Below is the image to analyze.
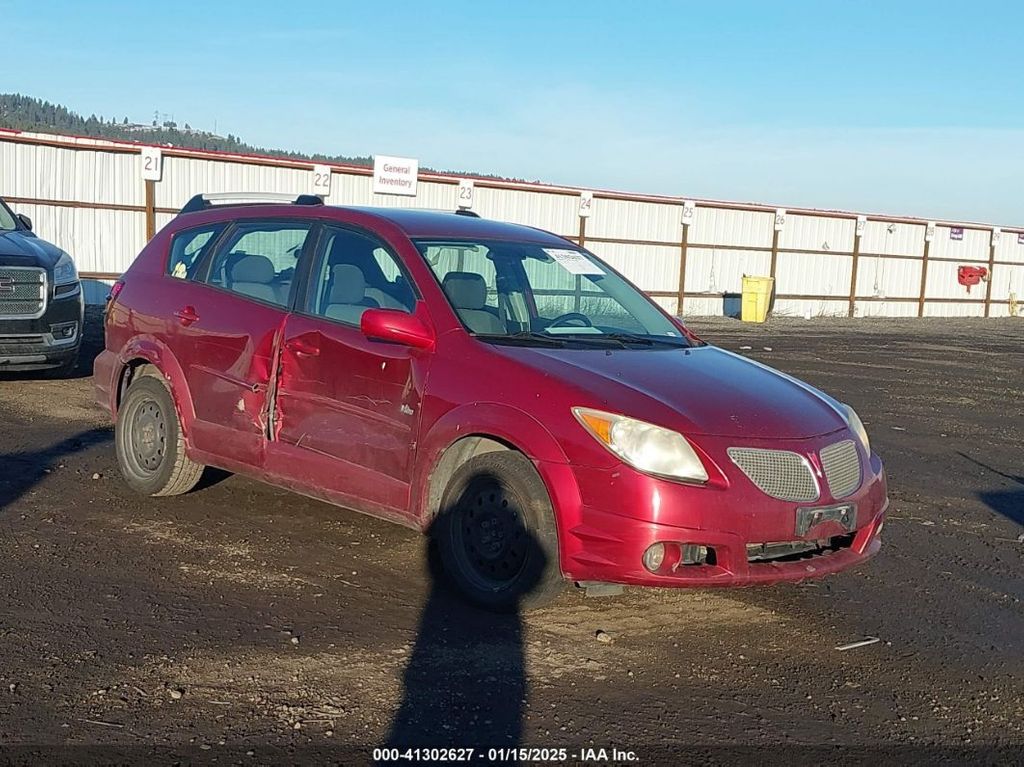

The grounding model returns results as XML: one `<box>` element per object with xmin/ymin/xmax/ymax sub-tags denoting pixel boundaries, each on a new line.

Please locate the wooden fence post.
<box><xmin>676</xmin><ymin>222</ymin><xmax>690</xmax><ymax>317</ymax></box>
<box><xmin>847</xmin><ymin>221</ymin><xmax>861</xmax><ymax>317</ymax></box>
<box><xmin>144</xmin><ymin>179</ymin><xmax>156</xmax><ymax>241</ymax></box>
<box><xmin>917</xmin><ymin>236</ymin><xmax>930</xmax><ymax>318</ymax></box>
<box><xmin>984</xmin><ymin>230</ymin><xmax>997</xmax><ymax>317</ymax></box>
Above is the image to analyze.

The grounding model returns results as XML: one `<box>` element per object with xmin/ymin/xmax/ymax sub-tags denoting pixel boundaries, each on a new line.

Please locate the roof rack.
<box><xmin>178</xmin><ymin>192</ymin><xmax>324</xmax><ymax>215</ymax></box>
<box><xmin>454</xmin><ymin>209</ymin><xmax>480</xmax><ymax>218</ymax></box>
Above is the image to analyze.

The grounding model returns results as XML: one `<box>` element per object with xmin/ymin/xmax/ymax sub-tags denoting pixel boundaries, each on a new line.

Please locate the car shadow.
<box><xmin>0</xmin><ymin>427</ymin><xmax>113</xmax><ymax>510</ymax></box>
<box><xmin>958</xmin><ymin>452</ymin><xmax>1024</xmax><ymax>527</ymax></box>
<box><xmin>383</xmin><ymin>506</ymin><xmax>543</xmax><ymax>756</ymax></box>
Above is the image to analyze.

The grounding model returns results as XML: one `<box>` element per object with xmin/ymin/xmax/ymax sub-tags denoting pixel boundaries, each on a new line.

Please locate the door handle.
<box><xmin>285</xmin><ymin>337</ymin><xmax>320</xmax><ymax>357</ymax></box>
<box><xmin>174</xmin><ymin>306</ymin><xmax>199</xmax><ymax>326</ymax></box>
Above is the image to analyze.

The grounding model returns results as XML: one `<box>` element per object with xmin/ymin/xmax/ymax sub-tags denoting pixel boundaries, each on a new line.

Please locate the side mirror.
<box><xmin>17</xmin><ymin>213</ymin><xmax>32</xmax><ymax>231</ymax></box>
<box><xmin>360</xmin><ymin>308</ymin><xmax>435</xmax><ymax>350</ymax></box>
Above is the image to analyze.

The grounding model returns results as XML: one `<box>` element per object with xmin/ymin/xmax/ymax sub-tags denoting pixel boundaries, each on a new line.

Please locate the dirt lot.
<box><xmin>1</xmin><ymin>309</ymin><xmax>1022</xmax><ymax>764</ymax></box>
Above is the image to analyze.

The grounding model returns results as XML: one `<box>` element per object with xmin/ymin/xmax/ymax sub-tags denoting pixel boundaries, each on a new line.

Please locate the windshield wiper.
<box><xmin>474</xmin><ymin>331</ymin><xmax>567</xmax><ymax>348</ymax></box>
<box><xmin>602</xmin><ymin>332</ymin><xmax>691</xmax><ymax>347</ymax></box>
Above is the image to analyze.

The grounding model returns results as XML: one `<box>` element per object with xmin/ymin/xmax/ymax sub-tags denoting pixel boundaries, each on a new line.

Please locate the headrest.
<box><xmin>230</xmin><ymin>254</ymin><xmax>275</xmax><ymax>284</ymax></box>
<box><xmin>329</xmin><ymin>264</ymin><xmax>367</xmax><ymax>304</ymax></box>
<box><xmin>442</xmin><ymin>271</ymin><xmax>487</xmax><ymax>310</ymax></box>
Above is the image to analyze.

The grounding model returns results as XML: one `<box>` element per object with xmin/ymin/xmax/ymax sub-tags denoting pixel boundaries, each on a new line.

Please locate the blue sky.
<box><xmin>4</xmin><ymin>1</ymin><xmax>1023</xmax><ymax>224</ymax></box>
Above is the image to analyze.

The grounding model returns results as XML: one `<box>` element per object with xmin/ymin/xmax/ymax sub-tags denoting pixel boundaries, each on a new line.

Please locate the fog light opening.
<box><xmin>50</xmin><ymin>322</ymin><xmax>78</xmax><ymax>340</ymax></box>
<box><xmin>680</xmin><ymin>544</ymin><xmax>709</xmax><ymax>566</ymax></box>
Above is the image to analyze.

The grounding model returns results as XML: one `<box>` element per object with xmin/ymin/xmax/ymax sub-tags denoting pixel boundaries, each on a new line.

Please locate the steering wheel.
<box><xmin>546</xmin><ymin>312</ymin><xmax>593</xmax><ymax>329</ymax></box>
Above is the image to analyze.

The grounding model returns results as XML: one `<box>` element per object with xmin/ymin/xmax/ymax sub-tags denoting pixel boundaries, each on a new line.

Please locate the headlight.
<box><xmin>841</xmin><ymin>403</ymin><xmax>870</xmax><ymax>454</ymax></box>
<box><xmin>572</xmin><ymin>407</ymin><xmax>709</xmax><ymax>483</ymax></box>
<box><xmin>53</xmin><ymin>252</ymin><xmax>78</xmax><ymax>286</ymax></box>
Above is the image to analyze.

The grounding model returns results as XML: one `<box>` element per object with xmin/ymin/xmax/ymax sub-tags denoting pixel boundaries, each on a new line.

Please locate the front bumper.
<box><xmin>542</xmin><ymin>433</ymin><xmax>888</xmax><ymax>588</ymax></box>
<box><xmin>0</xmin><ymin>285</ymin><xmax>84</xmax><ymax>370</ymax></box>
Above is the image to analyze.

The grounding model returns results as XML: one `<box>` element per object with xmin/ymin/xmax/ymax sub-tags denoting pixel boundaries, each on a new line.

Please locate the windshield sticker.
<box><xmin>543</xmin><ymin>248</ymin><xmax>605</xmax><ymax>276</ymax></box>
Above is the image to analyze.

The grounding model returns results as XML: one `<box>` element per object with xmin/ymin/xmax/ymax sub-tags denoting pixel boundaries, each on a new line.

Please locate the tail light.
<box><xmin>107</xmin><ymin>280</ymin><xmax>125</xmax><ymax>304</ymax></box>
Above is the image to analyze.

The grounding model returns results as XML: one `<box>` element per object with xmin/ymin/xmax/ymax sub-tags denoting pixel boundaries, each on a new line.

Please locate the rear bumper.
<box><xmin>0</xmin><ymin>289</ymin><xmax>84</xmax><ymax>370</ymax></box>
<box><xmin>542</xmin><ymin>440</ymin><xmax>889</xmax><ymax>589</ymax></box>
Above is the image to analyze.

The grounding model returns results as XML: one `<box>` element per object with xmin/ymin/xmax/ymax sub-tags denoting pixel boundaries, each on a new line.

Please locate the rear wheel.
<box><xmin>115</xmin><ymin>372</ymin><xmax>204</xmax><ymax>496</ymax></box>
<box><xmin>435</xmin><ymin>451</ymin><xmax>564</xmax><ymax>611</ymax></box>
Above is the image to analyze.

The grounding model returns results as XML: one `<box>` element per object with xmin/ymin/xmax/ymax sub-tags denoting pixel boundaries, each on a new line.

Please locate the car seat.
<box><xmin>441</xmin><ymin>272</ymin><xmax>504</xmax><ymax>333</ymax></box>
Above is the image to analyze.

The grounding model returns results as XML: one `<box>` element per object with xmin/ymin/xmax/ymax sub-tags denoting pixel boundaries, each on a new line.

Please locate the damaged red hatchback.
<box><xmin>95</xmin><ymin>193</ymin><xmax>888</xmax><ymax>609</ymax></box>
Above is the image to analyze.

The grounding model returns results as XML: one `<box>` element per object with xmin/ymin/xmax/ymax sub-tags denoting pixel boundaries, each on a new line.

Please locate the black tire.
<box><xmin>115</xmin><ymin>372</ymin><xmax>204</xmax><ymax>497</ymax></box>
<box><xmin>435</xmin><ymin>451</ymin><xmax>565</xmax><ymax>611</ymax></box>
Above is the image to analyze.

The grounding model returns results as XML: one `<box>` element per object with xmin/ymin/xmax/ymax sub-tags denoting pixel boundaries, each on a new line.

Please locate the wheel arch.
<box><xmin>114</xmin><ymin>337</ymin><xmax>195</xmax><ymax>441</ymax></box>
<box><xmin>412</xmin><ymin>403</ymin><xmax>576</xmax><ymax>529</ymax></box>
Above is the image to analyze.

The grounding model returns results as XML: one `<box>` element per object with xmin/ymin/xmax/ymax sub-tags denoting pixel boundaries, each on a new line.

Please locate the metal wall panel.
<box><xmin>773</xmin><ymin>298</ymin><xmax>849</xmax><ymax>318</ymax></box>
<box><xmin>775</xmin><ymin>252</ymin><xmax>852</xmax><ymax>296</ymax></box>
<box><xmin>922</xmin><ymin>302</ymin><xmax>985</xmax><ymax>317</ymax></box>
<box><xmin>588</xmin><ymin>242</ymin><xmax>679</xmax><ymax>291</ymax></box>
<box><xmin>1</xmin><ymin>141</ymin><xmax>142</xmax><ymax>206</ymax></box>
<box><xmin>925</xmin><ymin>259</ymin><xmax>983</xmax><ymax>301</ymax></box>
<box><xmin>779</xmin><ymin>214</ymin><xmax>856</xmax><ymax>252</ymax></box>
<box><xmin>9</xmin><ymin>202</ymin><xmax>145</xmax><ymax>273</ymax></box>
<box><xmin>854</xmin><ymin>256</ymin><xmax>922</xmax><ymax>299</ymax></box>
<box><xmin>859</xmin><ymin>221</ymin><xmax>925</xmax><ymax>258</ymax></box>
<box><xmin>585</xmin><ymin>197</ymin><xmax>682</xmax><ymax>242</ymax></box>
<box><xmin>4</xmin><ymin>133</ymin><xmax>1022</xmax><ymax>316</ymax></box>
<box><xmin>930</xmin><ymin>226</ymin><xmax>990</xmax><ymax>263</ymax></box>
<box><xmin>689</xmin><ymin>208</ymin><xmax>773</xmax><ymax>248</ymax></box>
<box><xmin>685</xmin><ymin>248</ymin><xmax>772</xmax><ymax>294</ymax></box>
<box><xmin>989</xmin><ymin>263</ymin><xmax>1024</xmax><ymax>301</ymax></box>
<box><xmin>855</xmin><ymin>300</ymin><xmax>919</xmax><ymax>318</ymax></box>
<box><xmin>997</xmin><ymin>234</ymin><xmax>1024</xmax><ymax>264</ymax></box>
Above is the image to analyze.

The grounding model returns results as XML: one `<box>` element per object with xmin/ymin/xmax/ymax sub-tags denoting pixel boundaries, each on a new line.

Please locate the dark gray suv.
<box><xmin>0</xmin><ymin>197</ymin><xmax>83</xmax><ymax>374</ymax></box>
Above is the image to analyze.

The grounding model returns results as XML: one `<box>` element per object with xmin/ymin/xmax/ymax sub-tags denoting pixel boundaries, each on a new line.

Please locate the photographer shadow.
<box><xmin>384</xmin><ymin>507</ymin><xmax>546</xmax><ymax>755</ymax></box>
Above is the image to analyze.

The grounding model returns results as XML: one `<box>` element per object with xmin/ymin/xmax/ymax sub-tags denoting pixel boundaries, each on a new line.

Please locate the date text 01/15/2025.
<box><xmin>373</xmin><ymin>747</ymin><xmax>639</xmax><ymax>762</ymax></box>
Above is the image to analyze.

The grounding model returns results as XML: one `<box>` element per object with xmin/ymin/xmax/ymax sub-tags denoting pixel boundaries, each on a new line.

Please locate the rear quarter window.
<box><xmin>167</xmin><ymin>224</ymin><xmax>226</xmax><ymax>279</ymax></box>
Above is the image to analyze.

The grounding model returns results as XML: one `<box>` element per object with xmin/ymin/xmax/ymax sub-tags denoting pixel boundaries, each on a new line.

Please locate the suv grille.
<box><xmin>0</xmin><ymin>267</ymin><xmax>46</xmax><ymax>318</ymax></box>
<box><xmin>820</xmin><ymin>439</ymin><xmax>861</xmax><ymax>498</ymax></box>
<box><xmin>727</xmin><ymin>447</ymin><xmax>819</xmax><ymax>502</ymax></box>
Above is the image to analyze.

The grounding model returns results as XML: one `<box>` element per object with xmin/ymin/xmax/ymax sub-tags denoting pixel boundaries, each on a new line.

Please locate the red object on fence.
<box><xmin>957</xmin><ymin>265</ymin><xmax>988</xmax><ymax>293</ymax></box>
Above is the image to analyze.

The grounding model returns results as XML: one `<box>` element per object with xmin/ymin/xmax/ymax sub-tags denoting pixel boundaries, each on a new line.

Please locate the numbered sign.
<box><xmin>855</xmin><ymin>215</ymin><xmax>867</xmax><ymax>238</ymax></box>
<box><xmin>457</xmin><ymin>179</ymin><xmax>474</xmax><ymax>209</ymax></box>
<box><xmin>774</xmin><ymin>208</ymin><xmax>786</xmax><ymax>231</ymax></box>
<box><xmin>312</xmin><ymin>164</ymin><xmax>332</xmax><ymax>196</ymax></box>
<box><xmin>141</xmin><ymin>147</ymin><xmax>163</xmax><ymax>182</ymax></box>
<box><xmin>925</xmin><ymin>222</ymin><xmax>936</xmax><ymax>242</ymax></box>
<box><xmin>578</xmin><ymin>191</ymin><xmax>594</xmax><ymax>219</ymax></box>
<box><xmin>1018</xmin><ymin>232</ymin><xmax>1024</xmax><ymax>245</ymax></box>
<box><xmin>681</xmin><ymin>200</ymin><xmax>696</xmax><ymax>226</ymax></box>
<box><xmin>991</xmin><ymin>228</ymin><xmax>1001</xmax><ymax>245</ymax></box>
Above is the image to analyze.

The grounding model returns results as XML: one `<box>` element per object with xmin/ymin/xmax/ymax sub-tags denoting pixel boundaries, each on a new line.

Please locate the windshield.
<box><xmin>0</xmin><ymin>200</ymin><xmax>17</xmax><ymax>231</ymax></box>
<box><xmin>415</xmin><ymin>239</ymin><xmax>691</xmax><ymax>347</ymax></box>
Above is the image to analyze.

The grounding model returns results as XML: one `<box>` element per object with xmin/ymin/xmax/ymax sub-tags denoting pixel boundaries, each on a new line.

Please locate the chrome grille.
<box><xmin>820</xmin><ymin>439</ymin><xmax>862</xmax><ymax>499</ymax></box>
<box><xmin>727</xmin><ymin>447</ymin><xmax>819</xmax><ymax>502</ymax></box>
<box><xmin>0</xmin><ymin>267</ymin><xmax>46</xmax><ymax>318</ymax></box>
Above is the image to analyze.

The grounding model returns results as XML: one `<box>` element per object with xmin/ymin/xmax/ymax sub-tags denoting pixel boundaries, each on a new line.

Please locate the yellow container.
<box><xmin>741</xmin><ymin>275</ymin><xmax>774</xmax><ymax>323</ymax></box>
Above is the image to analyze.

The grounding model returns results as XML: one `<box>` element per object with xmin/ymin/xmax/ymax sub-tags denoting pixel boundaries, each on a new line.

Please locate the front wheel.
<box><xmin>435</xmin><ymin>451</ymin><xmax>565</xmax><ymax>611</ymax></box>
<box><xmin>115</xmin><ymin>372</ymin><xmax>204</xmax><ymax>496</ymax></box>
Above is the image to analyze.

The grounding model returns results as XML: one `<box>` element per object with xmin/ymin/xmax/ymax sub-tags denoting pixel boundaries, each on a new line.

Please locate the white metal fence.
<box><xmin>2</xmin><ymin>128</ymin><xmax>1023</xmax><ymax>316</ymax></box>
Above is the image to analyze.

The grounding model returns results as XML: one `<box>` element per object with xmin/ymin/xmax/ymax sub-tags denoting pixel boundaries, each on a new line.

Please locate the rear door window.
<box><xmin>202</xmin><ymin>221</ymin><xmax>313</xmax><ymax>308</ymax></box>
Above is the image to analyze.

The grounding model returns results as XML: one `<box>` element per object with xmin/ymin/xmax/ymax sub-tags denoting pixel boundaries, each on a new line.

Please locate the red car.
<box><xmin>94</xmin><ymin>193</ymin><xmax>888</xmax><ymax>610</ymax></box>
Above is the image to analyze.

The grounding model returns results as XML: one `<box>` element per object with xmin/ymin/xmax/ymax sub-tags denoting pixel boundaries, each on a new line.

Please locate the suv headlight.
<box><xmin>841</xmin><ymin>403</ymin><xmax>870</xmax><ymax>454</ymax></box>
<box><xmin>572</xmin><ymin>407</ymin><xmax>709</xmax><ymax>483</ymax></box>
<box><xmin>53</xmin><ymin>252</ymin><xmax>78</xmax><ymax>286</ymax></box>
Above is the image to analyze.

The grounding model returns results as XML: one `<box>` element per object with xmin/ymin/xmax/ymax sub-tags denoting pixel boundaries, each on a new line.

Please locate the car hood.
<box><xmin>0</xmin><ymin>230</ymin><xmax>63</xmax><ymax>268</ymax></box>
<box><xmin>496</xmin><ymin>344</ymin><xmax>847</xmax><ymax>440</ymax></box>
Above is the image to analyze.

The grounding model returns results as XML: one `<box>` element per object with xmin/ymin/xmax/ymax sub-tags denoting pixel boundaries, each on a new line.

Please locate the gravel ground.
<box><xmin>0</xmin><ymin>308</ymin><xmax>1021</xmax><ymax>765</ymax></box>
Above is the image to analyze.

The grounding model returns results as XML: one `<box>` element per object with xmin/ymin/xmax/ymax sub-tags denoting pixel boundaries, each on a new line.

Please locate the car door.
<box><xmin>268</xmin><ymin>224</ymin><xmax>429</xmax><ymax>517</ymax></box>
<box><xmin>174</xmin><ymin>218</ymin><xmax>314</xmax><ymax>468</ymax></box>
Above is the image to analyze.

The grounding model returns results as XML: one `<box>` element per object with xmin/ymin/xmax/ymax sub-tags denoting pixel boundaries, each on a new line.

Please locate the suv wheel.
<box><xmin>115</xmin><ymin>372</ymin><xmax>204</xmax><ymax>496</ymax></box>
<box><xmin>435</xmin><ymin>451</ymin><xmax>564</xmax><ymax>611</ymax></box>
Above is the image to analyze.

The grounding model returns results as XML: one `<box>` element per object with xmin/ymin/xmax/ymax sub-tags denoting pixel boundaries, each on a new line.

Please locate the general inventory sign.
<box><xmin>373</xmin><ymin>155</ymin><xmax>418</xmax><ymax>196</ymax></box>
